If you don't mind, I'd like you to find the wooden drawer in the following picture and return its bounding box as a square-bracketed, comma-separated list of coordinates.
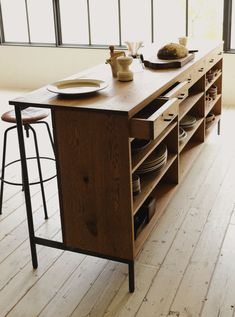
[160, 80, 189, 102]
[206, 44, 223, 70]
[130, 98, 178, 140]
[191, 59, 206, 83]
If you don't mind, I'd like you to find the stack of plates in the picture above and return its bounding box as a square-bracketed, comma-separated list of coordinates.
[132, 174, 141, 195]
[180, 114, 197, 130]
[206, 112, 215, 129]
[179, 127, 187, 143]
[131, 139, 151, 153]
[136, 143, 168, 174]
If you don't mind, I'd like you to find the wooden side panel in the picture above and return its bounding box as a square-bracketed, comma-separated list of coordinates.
[52, 108, 134, 260]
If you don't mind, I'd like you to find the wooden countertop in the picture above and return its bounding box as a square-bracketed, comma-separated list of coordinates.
[9, 40, 222, 118]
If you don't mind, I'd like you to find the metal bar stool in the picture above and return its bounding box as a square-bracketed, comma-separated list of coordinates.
[0, 108, 56, 219]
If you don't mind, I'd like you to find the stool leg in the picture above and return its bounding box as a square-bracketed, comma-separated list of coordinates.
[36, 121, 55, 155]
[28, 125, 48, 220]
[0, 126, 15, 214]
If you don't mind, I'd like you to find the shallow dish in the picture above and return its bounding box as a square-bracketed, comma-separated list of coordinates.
[47, 79, 108, 95]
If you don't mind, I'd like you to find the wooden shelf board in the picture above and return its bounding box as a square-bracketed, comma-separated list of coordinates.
[134, 183, 177, 256]
[205, 114, 221, 138]
[205, 71, 222, 91]
[179, 141, 204, 180]
[179, 118, 204, 153]
[133, 153, 177, 215]
[131, 121, 178, 173]
[179, 92, 204, 120]
[205, 94, 222, 116]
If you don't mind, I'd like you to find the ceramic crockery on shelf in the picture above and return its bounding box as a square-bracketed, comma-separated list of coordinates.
[179, 127, 187, 143]
[206, 70, 215, 82]
[117, 56, 133, 82]
[180, 114, 197, 130]
[132, 174, 141, 195]
[131, 139, 151, 153]
[208, 85, 217, 99]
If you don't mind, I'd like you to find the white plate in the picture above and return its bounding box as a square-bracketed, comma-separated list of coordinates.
[47, 79, 108, 95]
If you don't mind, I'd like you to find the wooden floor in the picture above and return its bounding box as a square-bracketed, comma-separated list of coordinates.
[1, 91, 235, 317]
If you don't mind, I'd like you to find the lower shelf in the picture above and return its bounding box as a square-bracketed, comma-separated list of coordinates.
[179, 141, 204, 180]
[205, 114, 221, 137]
[134, 182, 177, 257]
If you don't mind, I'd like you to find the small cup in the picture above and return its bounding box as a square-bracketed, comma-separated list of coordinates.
[178, 36, 188, 47]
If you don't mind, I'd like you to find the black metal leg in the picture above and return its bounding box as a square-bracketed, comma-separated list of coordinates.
[15, 106, 38, 269]
[217, 119, 221, 135]
[128, 261, 135, 293]
[28, 124, 48, 220]
[0, 126, 16, 214]
[40, 121, 55, 155]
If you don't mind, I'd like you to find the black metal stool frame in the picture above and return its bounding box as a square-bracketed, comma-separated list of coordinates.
[0, 120, 56, 219]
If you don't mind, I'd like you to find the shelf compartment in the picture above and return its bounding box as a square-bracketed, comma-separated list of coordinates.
[179, 92, 205, 120]
[133, 153, 177, 215]
[205, 94, 222, 116]
[179, 118, 204, 153]
[131, 121, 177, 173]
[134, 181, 177, 256]
[205, 114, 221, 137]
[179, 141, 204, 180]
[205, 70, 222, 91]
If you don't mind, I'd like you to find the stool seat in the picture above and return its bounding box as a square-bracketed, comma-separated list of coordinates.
[1, 108, 49, 124]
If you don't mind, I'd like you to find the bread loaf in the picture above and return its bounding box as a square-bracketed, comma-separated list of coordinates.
[157, 43, 188, 60]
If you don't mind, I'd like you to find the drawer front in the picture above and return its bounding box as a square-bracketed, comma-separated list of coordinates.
[206, 43, 223, 70]
[191, 59, 206, 83]
[130, 98, 179, 140]
[161, 80, 189, 102]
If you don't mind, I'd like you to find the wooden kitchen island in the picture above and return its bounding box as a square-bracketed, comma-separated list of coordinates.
[9, 40, 223, 292]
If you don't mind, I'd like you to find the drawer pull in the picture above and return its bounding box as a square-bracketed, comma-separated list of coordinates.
[198, 67, 204, 72]
[209, 58, 214, 63]
[188, 78, 192, 83]
[163, 114, 176, 122]
[218, 52, 223, 56]
[178, 93, 186, 99]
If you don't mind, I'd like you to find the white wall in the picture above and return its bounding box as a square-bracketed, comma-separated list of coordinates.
[0, 45, 108, 89]
[0, 45, 235, 107]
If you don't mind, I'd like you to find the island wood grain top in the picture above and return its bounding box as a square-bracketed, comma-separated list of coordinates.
[9, 41, 222, 118]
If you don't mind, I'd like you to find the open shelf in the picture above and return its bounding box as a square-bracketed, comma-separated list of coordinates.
[179, 141, 204, 180]
[205, 94, 222, 116]
[131, 121, 177, 173]
[134, 182, 177, 256]
[133, 153, 177, 215]
[205, 70, 222, 91]
[205, 114, 221, 137]
[179, 92, 204, 120]
[179, 118, 204, 153]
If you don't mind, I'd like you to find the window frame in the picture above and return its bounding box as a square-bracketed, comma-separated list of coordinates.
[0, 0, 188, 49]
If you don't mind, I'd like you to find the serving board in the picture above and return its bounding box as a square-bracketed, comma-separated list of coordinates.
[143, 53, 195, 69]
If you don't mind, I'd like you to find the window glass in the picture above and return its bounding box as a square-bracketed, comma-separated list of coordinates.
[154, 0, 186, 46]
[120, 0, 152, 45]
[27, 0, 55, 43]
[1, 0, 28, 42]
[60, 0, 89, 45]
[89, 0, 119, 45]
[188, 0, 223, 40]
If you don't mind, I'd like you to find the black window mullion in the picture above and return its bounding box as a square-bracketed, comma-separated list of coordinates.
[0, 0, 5, 43]
[223, 0, 232, 51]
[52, 0, 62, 46]
[87, 0, 91, 45]
[118, 0, 122, 46]
[185, 0, 188, 36]
[151, 0, 154, 43]
[25, 0, 31, 43]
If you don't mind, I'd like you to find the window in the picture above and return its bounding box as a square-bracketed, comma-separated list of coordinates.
[0, 0, 224, 48]
[224, 0, 235, 52]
